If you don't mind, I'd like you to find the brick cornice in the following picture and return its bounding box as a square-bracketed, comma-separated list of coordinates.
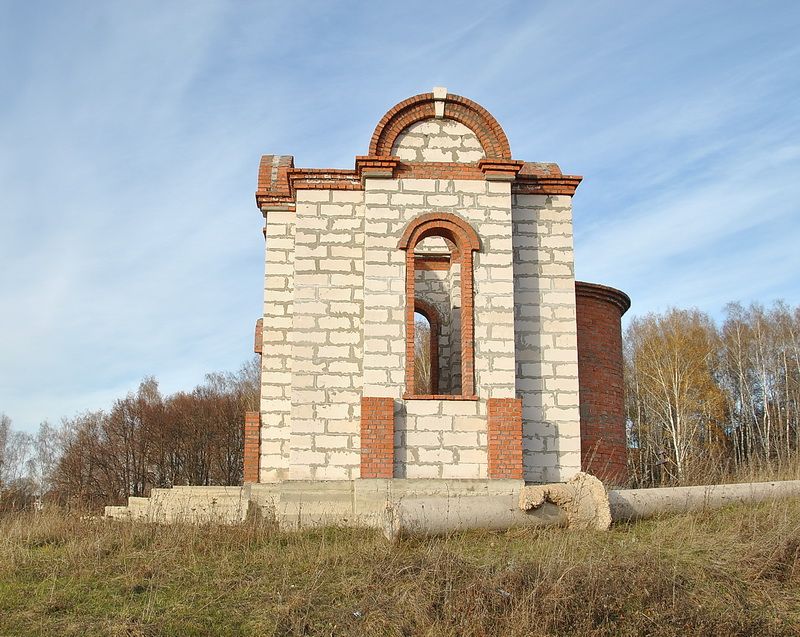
[287, 168, 360, 191]
[513, 161, 583, 196]
[478, 159, 524, 181]
[257, 158, 584, 210]
[355, 156, 400, 181]
[512, 176, 583, 196]
[575, 281, 631, 315]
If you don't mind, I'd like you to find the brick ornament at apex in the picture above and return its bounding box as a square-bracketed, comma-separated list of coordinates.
[249, 88, 630, 486]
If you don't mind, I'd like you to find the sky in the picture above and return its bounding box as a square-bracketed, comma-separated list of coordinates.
[1, 1, 799, 433]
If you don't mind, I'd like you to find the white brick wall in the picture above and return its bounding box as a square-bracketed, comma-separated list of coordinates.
[258, 116, 583, 485]
[395, 400, 487, 478]
[362, 174, 516, 479]
[392, 119, 485, 163]
[260, 211, 295, 482]
[512, 194, 581, 482]
[287, 189, 365, 480]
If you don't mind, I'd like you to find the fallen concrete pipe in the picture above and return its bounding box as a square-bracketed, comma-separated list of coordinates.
[383, 493, 568, 541]
[608, 480, 800, 522]
[105, 477, 800, 534]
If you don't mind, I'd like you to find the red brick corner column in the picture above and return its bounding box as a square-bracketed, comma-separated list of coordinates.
[575, 281, 631, 485]
[243, 411, 260, 484]
[487, 398, 523, 479]
[360, 397, 395, 479]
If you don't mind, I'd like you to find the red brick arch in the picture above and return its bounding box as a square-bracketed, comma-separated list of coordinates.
[399, 213, 479, 398]
[369, 92, 512, 160]
[398, 212, 480, 253]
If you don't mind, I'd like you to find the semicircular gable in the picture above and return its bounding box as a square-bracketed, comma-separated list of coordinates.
[369, 92, 512, 160]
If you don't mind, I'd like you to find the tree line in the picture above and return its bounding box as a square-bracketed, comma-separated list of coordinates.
[626, 301, 800, 486]
[0, 358, 258, 511]
[4, 300, 800, 509]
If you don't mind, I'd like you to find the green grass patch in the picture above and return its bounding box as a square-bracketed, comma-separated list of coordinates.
[1, 501, 799, 636]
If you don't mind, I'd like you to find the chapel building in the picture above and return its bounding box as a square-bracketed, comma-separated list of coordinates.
[245, 89, 630, 487]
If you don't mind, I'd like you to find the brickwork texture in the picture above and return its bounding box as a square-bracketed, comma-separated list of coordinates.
[360, 397, 395, 478]
[253, 89, 629, 485]
[487, 398, 524, 479]
[575, 282, 630, 485]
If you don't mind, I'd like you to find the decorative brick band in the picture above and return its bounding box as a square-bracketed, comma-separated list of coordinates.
[487, 398, 523, 479]
[243, 410, 260, 484]
[360, 397, 395, 479]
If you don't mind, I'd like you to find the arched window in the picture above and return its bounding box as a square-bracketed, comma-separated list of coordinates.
[414, 300, 440, 395]
[398, 213, 480, 398]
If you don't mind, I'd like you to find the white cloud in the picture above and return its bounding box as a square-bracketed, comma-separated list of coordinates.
[1, 0, 799, 431]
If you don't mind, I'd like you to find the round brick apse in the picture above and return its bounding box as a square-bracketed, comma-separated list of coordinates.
[575, 282, 631, 485]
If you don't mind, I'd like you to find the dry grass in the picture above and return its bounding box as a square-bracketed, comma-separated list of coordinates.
[1, 500, 799, 636]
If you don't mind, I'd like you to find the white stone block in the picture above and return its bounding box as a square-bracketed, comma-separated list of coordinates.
[426, 194, 459, 207]
[417, 448, 453, 463]
[442, 432, 479, 447]
[297, 190, 331, 203]
[441, 464, 480, 479]
[406, 464, 440, 479]
[314, 465, 350, 480]
[399, 179, 436, 192]
[405, 431, 441, 447]
[405, 401, 441, 416]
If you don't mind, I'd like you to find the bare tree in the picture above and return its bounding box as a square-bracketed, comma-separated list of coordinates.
[0, 413, 10, 488]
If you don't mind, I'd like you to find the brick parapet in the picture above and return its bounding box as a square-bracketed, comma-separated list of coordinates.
[487, 398, 523, 479]
[256, 95, 582, 214]
[575, 281, 630, 485]
[360, 397, 395, 479]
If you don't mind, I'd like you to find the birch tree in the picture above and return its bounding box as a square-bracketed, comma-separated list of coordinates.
[626, 309, 726, 481]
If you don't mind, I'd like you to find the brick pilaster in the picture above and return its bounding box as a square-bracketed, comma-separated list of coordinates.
[243, 411, 260, 484]
[487, 398, 523, 479]
[360, 397, 395, 479]
[253, 318, 263, 354]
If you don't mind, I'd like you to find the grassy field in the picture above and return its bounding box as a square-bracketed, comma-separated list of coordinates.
[0, 500, 799, 636]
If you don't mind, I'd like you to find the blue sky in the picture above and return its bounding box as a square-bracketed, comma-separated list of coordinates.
[1, 1, 799, 432]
